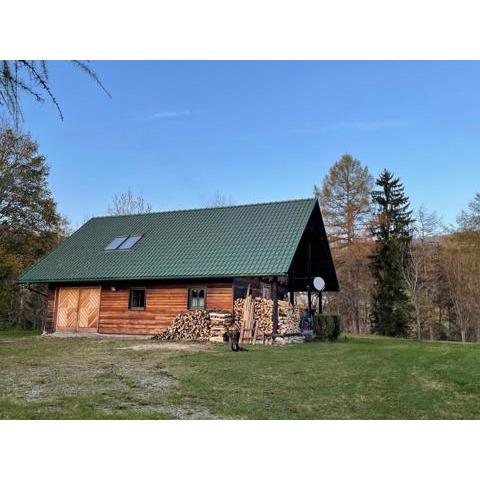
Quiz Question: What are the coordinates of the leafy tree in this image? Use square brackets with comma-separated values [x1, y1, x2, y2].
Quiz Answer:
[0, 127, 65, 328]
[0, 61, 109, 124]
[315, 153, 373, 244]
[108, 189, 152, 215]
[370, 169, 413, 337]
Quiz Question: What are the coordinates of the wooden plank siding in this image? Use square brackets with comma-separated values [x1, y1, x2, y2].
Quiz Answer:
[37, 281, 225, 335]
[98, 282, 233, 334]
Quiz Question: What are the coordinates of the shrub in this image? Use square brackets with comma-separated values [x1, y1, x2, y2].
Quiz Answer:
[313, 314, 342, 341]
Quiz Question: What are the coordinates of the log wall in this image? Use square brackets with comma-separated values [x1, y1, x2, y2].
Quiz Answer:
[97, 282, 233, 334]
[45, 286, 57, 334]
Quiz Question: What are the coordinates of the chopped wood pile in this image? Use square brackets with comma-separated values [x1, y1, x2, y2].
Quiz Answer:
[152, 310, 211, 340]
[151, 298, 302, 343]
[152, 309, 234, 341]
[209, 311, 235, 343]
[233, 298, 302, 337]
[278, 300, 303, 335]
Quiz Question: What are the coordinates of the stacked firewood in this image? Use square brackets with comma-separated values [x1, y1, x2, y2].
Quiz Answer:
[233, 297, 302, 337]
[278, 300, 303, 335]
[254, 298, 273, 334]
[152, 309, 235, 341]
[152, 309, 211, 340]
[233, 299, 245, 331]
[209, 310, 234, 342]
[151, 299, 302, 342]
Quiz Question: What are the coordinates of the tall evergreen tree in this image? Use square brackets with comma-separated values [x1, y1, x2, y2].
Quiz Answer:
[370, 169, 413, 336]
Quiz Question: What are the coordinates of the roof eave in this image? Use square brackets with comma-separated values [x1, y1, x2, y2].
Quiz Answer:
[16, 271, 291, 285]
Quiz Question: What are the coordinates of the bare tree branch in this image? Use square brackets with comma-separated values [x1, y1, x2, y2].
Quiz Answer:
[108, 189, 153, 216]
[0, 60, 110, 123]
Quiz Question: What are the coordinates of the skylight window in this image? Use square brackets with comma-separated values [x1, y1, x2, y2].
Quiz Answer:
[118, 235, 142, 250]
[104, 235, 143, 251]
[105, 236, 128, 250]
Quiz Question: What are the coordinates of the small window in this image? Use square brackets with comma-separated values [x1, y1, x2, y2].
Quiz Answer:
[118, 235, 142, 250]
[188, 287, 206, 309]
[105, 236, 128, 250]
[129, 288, 146, 310]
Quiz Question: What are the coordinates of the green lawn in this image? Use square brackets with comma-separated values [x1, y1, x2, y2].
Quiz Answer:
[0, 332, 479, 419]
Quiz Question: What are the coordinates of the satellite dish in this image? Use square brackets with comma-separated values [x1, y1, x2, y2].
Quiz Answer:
[313, 277, 326, 291]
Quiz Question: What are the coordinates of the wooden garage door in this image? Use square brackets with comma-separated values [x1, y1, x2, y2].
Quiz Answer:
[55, 287, 100, 332]
[56, 288, 80, 331]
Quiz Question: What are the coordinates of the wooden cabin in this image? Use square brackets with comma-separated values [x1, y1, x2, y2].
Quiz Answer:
[17, 198, 338, 335]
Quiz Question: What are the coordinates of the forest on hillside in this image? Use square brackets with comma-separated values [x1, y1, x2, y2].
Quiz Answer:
[318, 155, 480, 343]
[1, 124, 479, 341]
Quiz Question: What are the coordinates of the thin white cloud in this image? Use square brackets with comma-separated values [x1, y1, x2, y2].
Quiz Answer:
[150, 110, 192, 119]
[292, 119, 405, 134]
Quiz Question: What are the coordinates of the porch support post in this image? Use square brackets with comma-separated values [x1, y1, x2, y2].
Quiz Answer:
[288, 267, 295, 306]
[307, 284, 312, 319]
[307, 236, 312, 318]
[272, 277, 278, 338]
[289, 289, 295, 306]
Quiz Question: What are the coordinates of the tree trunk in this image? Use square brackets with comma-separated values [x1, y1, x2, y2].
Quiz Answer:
[415, 303, 422, 340]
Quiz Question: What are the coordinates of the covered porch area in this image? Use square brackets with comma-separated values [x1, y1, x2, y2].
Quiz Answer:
[233, 200, 339, 340]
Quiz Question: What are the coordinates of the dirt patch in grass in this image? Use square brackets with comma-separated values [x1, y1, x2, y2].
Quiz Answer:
[0, 335, 218, 419]
[98, 402, 216, 419]
[116, 342, 212, 353]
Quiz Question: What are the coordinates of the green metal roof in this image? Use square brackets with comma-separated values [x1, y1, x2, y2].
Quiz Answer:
[18, 198, 318, 284]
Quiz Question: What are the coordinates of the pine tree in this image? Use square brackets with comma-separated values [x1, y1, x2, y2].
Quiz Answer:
[370, 169, 413, 337]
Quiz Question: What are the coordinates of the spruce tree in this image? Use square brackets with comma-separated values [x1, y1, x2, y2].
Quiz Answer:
[370, 169, 413, 336]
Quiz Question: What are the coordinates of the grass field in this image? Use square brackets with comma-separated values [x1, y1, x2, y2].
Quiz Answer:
[0, 331, 479, 419]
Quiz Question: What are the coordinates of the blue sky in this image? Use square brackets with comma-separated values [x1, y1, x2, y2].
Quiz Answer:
[20, 61, 480, 227]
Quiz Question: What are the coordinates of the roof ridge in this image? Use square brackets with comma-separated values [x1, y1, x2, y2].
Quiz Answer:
[91, 197, 316, 220]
